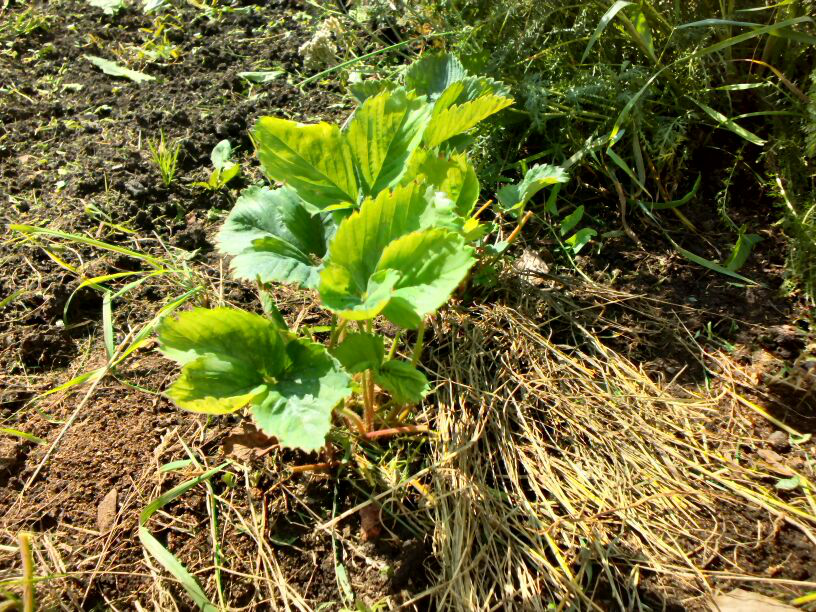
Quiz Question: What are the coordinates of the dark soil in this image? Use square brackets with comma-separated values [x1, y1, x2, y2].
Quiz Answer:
[0, 1, 429, 609]
[1, 0, 814, 609]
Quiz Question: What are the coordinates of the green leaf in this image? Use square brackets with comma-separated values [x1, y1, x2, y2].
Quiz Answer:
[320, 268, 400, 321]
[404, 53, 467, 99]
[379, 229, 474, 329]
[166, 354, 270, 414]
[217, 186, 330, 289]
[724, 231, 762, 272]
[250, 338, 352, 451]
[332, 333, 384, 373]
[423, 94, 514, 149]
[253, 117, 358, 210]
[403, 150, 480, 217]
[564, 227, 597, 254]
[374, 359, 429, 404]
[349, 79, 397, 104]
[84, 55, 155, 83]
[497, 164, 569, 214]
[211, 140, 233, 170]
[158, 308, 351, 451]
[346, 88, 431, 195]
[157, 308, 285, 413]
[559, 206, 585, 236]
[319, 184, 474, 327]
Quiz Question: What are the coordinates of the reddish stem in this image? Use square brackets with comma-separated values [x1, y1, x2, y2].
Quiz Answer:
[362, 425, 429, 441]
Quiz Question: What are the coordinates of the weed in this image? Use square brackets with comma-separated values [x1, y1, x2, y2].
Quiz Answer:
[147, 130, 181, 187]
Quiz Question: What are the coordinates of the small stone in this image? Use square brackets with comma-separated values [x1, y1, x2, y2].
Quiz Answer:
[767, 430, 789, 451]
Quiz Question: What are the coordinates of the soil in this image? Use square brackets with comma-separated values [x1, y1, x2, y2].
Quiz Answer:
[1, 0, 814, 610]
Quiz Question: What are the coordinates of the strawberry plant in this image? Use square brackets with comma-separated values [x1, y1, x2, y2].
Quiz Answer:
[157, 54, 522, 453]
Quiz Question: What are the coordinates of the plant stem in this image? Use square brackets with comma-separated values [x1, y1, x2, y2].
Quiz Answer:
[386, 330, 402, 360]
[362, 370, 375, 432]
[290, 461, 341, 473]
[363, 425, 429, 441]
[328, 318, 348, 349]
[411, 320, 426, 366]
[506, 210, 533, 248]
[472, 199, 493, 220]
[339, 407, 367, 435]
[18, 532, 34, 612]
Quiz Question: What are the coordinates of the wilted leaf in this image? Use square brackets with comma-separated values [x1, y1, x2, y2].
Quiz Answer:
[84, 55, 155, 83]
[222, 422, 274, 463]
[359, 503, 382, 541]
[709, 589, 797, 611]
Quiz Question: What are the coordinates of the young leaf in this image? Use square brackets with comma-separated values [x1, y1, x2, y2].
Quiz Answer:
[402, 150, 480, 217]
[253, 117, 358, 210]
[217, 186, 330, 289]
[564, 227, 597, 254]
[319, 184, 474, 327]
[724, 231, 762, 272]
[559, 205, 585, 236]
[378, 229, 474, 329]
[346, 89, 431, 195]
[423, 94, 514, 149]
[158, 308, 351, 451]
[332, 333, 384, 373]
[211, 140, 233, 171]
[497, 164, 570, 214]
[404, 53, 467, 99]
[373, 359, 429, 404]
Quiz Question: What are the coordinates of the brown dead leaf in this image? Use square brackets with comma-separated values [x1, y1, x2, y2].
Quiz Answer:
[755, 449, 794, 476]
[710, 589, 796, 611]
[97, 487, 118, 533]
[222, 423, 275, 463]
[359, 503, 381, 542]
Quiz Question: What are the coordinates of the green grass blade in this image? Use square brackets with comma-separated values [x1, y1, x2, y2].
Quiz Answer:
[138, 529, 218, 612]
[102, 292, 115, 361]
[10, 225, 166, 269]
[691, 99, 766, 146]
[581, 1, 634, 62]
[0, 289, 25, 310]
[139, 464, 228, 610]
[0, 428, 46, 444]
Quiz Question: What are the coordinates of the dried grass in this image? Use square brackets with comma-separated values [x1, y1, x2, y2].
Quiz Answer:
[421, 275, 816, 610]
